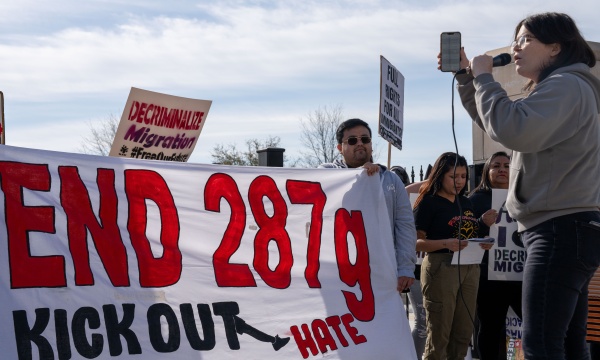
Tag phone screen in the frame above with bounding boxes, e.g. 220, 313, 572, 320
440, 32, 461, 72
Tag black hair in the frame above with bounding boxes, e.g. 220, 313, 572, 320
414, 152, 468, 207
335, 118, 372, 144
472, 151, 511, 193
390, 166, 410, 186
516, 12, 595, 87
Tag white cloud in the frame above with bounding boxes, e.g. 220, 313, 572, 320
0, 0, 598, 167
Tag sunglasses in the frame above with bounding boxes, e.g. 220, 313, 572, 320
343, 136, 371, 145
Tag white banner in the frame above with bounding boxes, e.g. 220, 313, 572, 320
0, 146, 415, 360
109, 87, 212, 162
488, 189, 525, 281
379, 56, 404, 150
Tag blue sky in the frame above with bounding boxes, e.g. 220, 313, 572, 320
0, 0, 597, 171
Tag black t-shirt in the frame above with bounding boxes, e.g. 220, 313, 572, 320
413, 194, 479, 247
469, 189, 491, 237
468, 189, 496, 278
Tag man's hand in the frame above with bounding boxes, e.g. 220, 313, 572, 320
362, 162, 380, 176
397, 276, 414, 293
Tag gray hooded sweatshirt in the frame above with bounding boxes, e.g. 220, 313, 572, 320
458, 63, 600, 231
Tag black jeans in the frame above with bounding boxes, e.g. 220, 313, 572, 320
521, 211, 600, 360
476, 278, 522, 360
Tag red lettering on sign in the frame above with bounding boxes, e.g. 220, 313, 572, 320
249, 176, 293, 289
291, 323, 318, 358
341, 313, 367, 345
125, 170, 181, 287
205, 176, 331, 289
128, 101, 141, 122
137, 102, 148, 124
59, 167, 129, 286
291, 313, 367, 359
311, 319, 338, 353
286, 180, 326, 288
325, 315, 349, 347
204, 173, 256, 287
334, 209, 374, 322
0, 162, 64, 288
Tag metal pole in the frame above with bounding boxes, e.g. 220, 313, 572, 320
387, 142, 391, 169
0, 91, 4, 144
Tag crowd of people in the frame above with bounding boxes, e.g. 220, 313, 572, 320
321, 117, 520, 360
320, 11, 600, 360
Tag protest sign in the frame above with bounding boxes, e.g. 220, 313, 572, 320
0, 145, 415, 359
506, 306, 523, 341
109, 87, 212, 162
488, 189, 525, 281
506, 306, 523, 360
379, 56, 404, 150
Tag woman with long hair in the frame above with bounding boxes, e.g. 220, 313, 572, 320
469, 151, 522, 359
454, 12, 600, 359
413, 152, 492, 360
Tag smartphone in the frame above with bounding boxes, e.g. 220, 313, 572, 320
440, 32, 461, 72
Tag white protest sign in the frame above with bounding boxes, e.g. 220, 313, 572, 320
506, 306, 523, 359
379, 56, 404, 150
0, 145, 416, 360
506, 306, 522, 340
488, 189, 525, 281
109, 87, 212, 162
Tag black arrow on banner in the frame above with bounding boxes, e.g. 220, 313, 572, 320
233, 316, 290, 351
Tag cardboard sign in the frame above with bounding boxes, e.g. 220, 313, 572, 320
488, 189, 525, 281
109, 87, 212, 162
0, 145, 416, 359
379, 56, 404, 150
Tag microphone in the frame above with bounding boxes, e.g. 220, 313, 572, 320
455, 53, 512, 74
492, 53, 513, 67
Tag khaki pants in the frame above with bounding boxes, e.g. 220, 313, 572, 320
421, 253, 479, 360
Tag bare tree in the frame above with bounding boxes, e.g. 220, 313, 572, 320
211, 135, 283, 166
79, 114, 119, 156
210, 143, 247, 165
297, 105, 343, 168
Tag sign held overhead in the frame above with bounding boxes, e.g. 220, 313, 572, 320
378, 56, 404, 150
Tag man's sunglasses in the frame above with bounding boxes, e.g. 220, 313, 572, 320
343, 136, 371, 145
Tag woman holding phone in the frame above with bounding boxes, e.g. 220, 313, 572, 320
452, 12, 600, 359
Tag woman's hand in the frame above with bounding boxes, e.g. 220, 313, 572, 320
437, 47, 470, 73
470, 54, 493, 77
459, 47, 469, 71
481, 209, 498, 227
444, 238, 468, 252
479, 241, 495, 251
